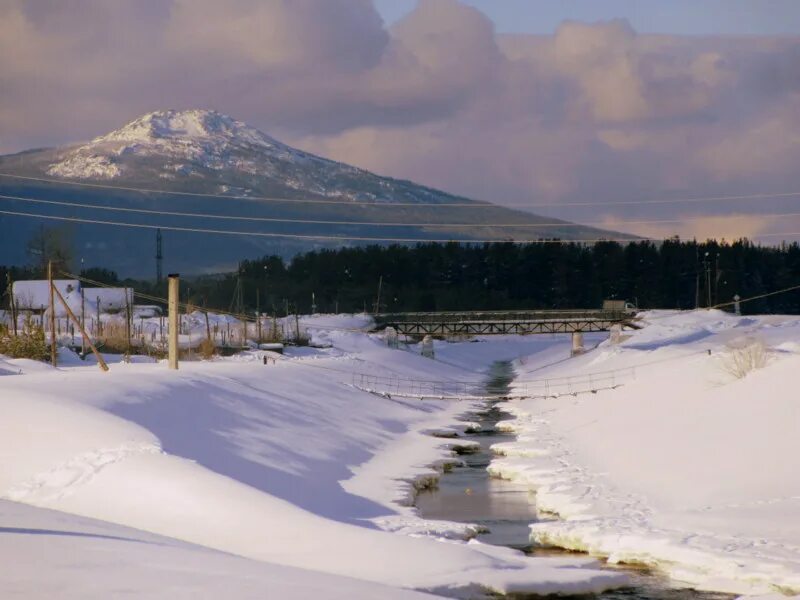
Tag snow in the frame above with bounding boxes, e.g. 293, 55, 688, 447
1, 500, 434, 600
46, 153, 122, 179
82, 287, 133, 312
0, 321, 626, 598
45, 109, 325, 180
12, 280, 81, 311
493, 310, 800, 596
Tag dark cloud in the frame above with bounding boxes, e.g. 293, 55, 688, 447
2, 0, 800, 238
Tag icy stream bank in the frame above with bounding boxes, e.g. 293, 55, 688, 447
416, 361, 737, 600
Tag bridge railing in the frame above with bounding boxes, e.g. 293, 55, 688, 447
375, 309, 632, 325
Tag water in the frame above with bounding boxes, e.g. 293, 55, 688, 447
415, 361, 733, 599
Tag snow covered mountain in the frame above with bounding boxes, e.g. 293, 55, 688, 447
45, 110, 379, 200
0, 109, 626, 276
39, 109, 472, 205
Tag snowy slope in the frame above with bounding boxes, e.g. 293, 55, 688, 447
0, 326, 627, 598
495, 311, 800, 595
0, 500, 435, 600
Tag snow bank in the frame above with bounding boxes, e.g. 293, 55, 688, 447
0, 500, 433, 600
0, 331, 626, 597
495, 310, 800, 595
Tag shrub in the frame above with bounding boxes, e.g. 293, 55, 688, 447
0, 322, 50, 362
197, 337, 217, 360
720, 337, 770, 379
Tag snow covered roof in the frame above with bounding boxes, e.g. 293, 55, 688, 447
83, 287, 134, 311
12, 280, 81, 310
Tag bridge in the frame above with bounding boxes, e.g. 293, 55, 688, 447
373, 309, 639, 337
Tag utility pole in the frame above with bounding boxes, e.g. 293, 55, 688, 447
256, 289, 261, 342
168, 274, 179, 370
695, 248, 700, 310
48, 261, 57, 367
156, 229, 163, 285
373, 275, 383, 315
705, 252, 712, 308
52, 284, 108, 372
203, 299, 212, 344
230, 272, 244, 316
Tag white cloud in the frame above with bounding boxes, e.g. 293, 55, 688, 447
2, 0, 800, 235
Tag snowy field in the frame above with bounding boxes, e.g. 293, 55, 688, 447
495, 310, 800, 596
0, 318, 627, 599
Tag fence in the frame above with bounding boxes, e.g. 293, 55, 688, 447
0, 309, 301, 355
351, 366, 635, 401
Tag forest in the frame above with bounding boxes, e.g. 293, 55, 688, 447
4, 237, 800, 316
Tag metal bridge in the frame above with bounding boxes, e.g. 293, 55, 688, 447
373, 309, 639, 336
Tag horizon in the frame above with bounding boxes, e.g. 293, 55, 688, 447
2, 1, 800, 244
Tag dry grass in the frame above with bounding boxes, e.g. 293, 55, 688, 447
720, 337, 770, 379
197, 337, 217, 360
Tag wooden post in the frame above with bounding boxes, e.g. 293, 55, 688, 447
168, 274, 179, 370
7, 272, 18, 336
125, 289, 132, 360
48, 261, 57, 367
96, 296, 101, 337
52, 284, 109, 372
80, 286, 86, 355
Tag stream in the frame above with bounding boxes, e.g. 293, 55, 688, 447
415, 361, 734, 600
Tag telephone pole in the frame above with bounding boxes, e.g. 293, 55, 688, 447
48, 261, 57, 367
156, 229, 163, 284
373, 275, 383, 315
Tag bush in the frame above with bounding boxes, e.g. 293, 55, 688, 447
720, 337, 770, 379
197, 337, 217, 360
0, 323, 50, 361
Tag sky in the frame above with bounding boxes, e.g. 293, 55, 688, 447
375, 0, 800, 36
2, 0, 800, 240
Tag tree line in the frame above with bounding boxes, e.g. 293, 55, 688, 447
5, 237, 800, 316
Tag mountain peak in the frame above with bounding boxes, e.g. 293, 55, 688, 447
45, 109, 311, 180
93, 109, 276, 147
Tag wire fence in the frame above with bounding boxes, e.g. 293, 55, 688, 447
351, 366, 636, 401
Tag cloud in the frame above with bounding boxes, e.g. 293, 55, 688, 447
598, 214, 792, 242
167, 0, 387, 73
2, 0, 800, 241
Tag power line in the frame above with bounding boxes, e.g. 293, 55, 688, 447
3, 207, 800, 244
0, 193, 579, 228
710, 282, 800, 310
0, 207, 644, 243
3, 172, 800, 209
6, 193, 800, 230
